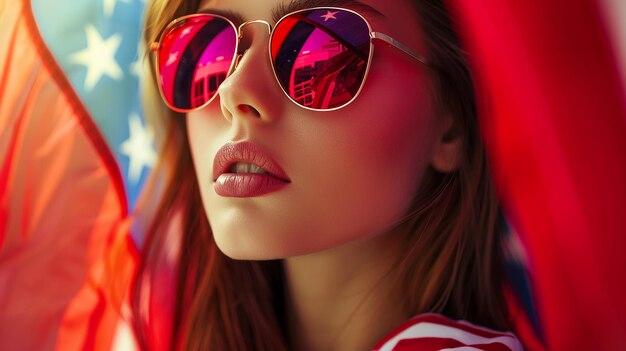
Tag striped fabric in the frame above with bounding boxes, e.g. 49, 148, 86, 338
374, 314, 523, 351
0, 1, 133, 349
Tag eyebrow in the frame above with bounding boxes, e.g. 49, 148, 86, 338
197, 8, 246, 26
199, 0, 384, 26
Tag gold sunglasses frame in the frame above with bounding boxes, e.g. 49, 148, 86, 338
151, 6, 429, 113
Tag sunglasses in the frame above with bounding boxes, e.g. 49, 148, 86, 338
151, 7, 429, 112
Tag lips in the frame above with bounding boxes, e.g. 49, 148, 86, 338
212, 141, 290, 197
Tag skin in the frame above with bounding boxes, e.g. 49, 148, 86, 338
187, 0, 461, 349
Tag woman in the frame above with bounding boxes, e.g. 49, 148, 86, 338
133, 0, 523, 350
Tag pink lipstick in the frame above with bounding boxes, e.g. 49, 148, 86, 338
212, 141, 290, 197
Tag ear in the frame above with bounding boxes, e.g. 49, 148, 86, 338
430, 113, 463, 173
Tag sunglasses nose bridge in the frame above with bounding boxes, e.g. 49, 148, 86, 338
237, 19, 271, 38
232, 20, 272, 72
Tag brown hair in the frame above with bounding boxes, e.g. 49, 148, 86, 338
132, 0, 511, 349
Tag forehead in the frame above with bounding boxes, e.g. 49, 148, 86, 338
198, 0, 416, 25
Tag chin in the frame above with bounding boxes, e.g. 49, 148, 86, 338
214, 242, 298, 261
211, 229, 294, 260
211, 226, 340, 261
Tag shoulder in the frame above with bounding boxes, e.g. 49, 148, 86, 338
373, 313, 523, 351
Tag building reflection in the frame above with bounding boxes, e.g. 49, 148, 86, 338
290, 38, 365, 109
191, 57, 230, 108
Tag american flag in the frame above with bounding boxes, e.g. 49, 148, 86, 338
32, 0, 150, 210
0, 0, 146, 349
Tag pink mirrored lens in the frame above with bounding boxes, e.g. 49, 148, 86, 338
271, 9, 370, 110
158, 15, 237, 110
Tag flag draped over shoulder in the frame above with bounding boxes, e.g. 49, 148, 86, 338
0, 0, 142, 349
448, 0, 626, 349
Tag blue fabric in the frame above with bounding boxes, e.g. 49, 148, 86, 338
31, 0, 151, 211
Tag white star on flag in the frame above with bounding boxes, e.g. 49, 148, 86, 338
120, 113, 157, 184
103, 0, 131, 17
69, 25, 123, 91
130, 42, 146, 77
130, 58, 143, 77
321, 10, 338, 21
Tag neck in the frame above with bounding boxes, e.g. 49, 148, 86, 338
284, 230, 408, 351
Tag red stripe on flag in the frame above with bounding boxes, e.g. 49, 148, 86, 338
394, 338, 512, 351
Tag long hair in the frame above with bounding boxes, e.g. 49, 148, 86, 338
132, 0, 511, 350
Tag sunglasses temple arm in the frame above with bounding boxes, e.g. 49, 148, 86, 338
371, 32, 429, 66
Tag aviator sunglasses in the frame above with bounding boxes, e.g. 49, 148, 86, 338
152, 7, 429, 112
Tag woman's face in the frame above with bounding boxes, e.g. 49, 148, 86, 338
187, 0, 449, 259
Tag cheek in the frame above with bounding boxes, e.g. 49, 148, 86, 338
344, 64, 437, 198
351, 52, 437, 172
291, 69, 438, 243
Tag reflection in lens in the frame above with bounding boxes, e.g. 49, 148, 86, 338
159, 16, 236, 110
271, 9, 370, 109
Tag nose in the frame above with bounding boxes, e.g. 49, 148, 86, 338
218, 20, 284, 124
238, 19, 271, 36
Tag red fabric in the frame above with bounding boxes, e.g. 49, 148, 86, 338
449, 0, 626, 350
505, 289, 546, 351
0, 0, 133, 349
55, 221, 138, 351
